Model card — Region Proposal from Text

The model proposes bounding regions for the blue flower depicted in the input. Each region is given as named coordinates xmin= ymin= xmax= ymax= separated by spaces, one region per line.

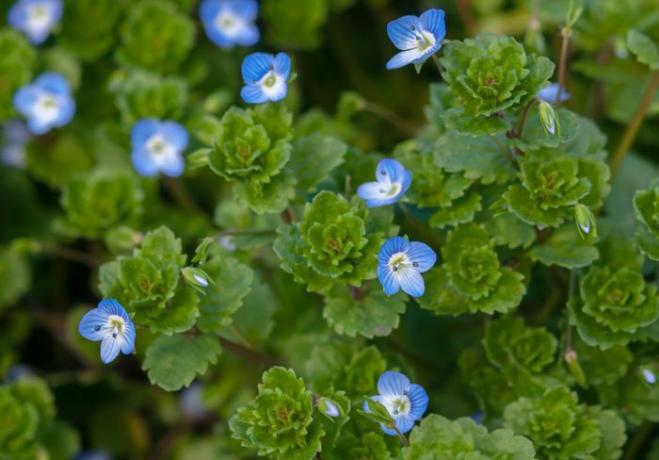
xmin=378 ymin=236 xmax=436 ymax=297
xmin=199 ymin=0 xmax=259 ymax=48
xmin=8 ymin=0 xmax=62 ymax=45
xmin=357 ymin=159 xmax=412 ymax=207
xmin=1 ymin=120 xmax=31 ymax=168
xmin=240 ymin=52 xmax=291 ymax=104
xmin=78 ymin=299 xmax=136 ymax=364
xmin=13 ymin=72 xmax=75 ymax=135
xmin=365 ymin=371 xmax=429 ymax=435
xmin=131 ymin=119 xmax=188 ymax=177
xmin=538 ymin=83 xmax=570 ymax=104
xmin=386 ymin=9 xmax=446 ymax=70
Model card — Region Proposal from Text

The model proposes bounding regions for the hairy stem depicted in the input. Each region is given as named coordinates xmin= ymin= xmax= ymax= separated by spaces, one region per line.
xmin=610 ymin=71 xmax=659 ymax=175
xmin=393 ymin=425 xmax=410 ymax=447
xmin=556 ymin=27 xmax=571 ymax=105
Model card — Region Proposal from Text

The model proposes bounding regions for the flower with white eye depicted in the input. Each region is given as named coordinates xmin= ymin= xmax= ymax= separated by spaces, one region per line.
xmin=78 ymin=299 xmax=136 ymax=364
xmin=13 ymin=72 xmax=75 ymax=135
xmin=538 ymin=83 xmax=570 ymax=104
xmin=364 ymin=371 xmax=429 ymax=435
xmin=357 ymin=159 xmax=412 ymax=208
xmin=199 ymin=0 xmax=259 ymax=49
xmin=386 ymin=9 xmax=446 ymax=70
xmin=131 ymin=119 xmax=189 ymax=177
xmin=8 ymin=0 xmax=63 ymax=45
xmin=240 ymin=52 xmax=292 ymax=104
xmin=378 ymin=236 xmax=436 ymax=297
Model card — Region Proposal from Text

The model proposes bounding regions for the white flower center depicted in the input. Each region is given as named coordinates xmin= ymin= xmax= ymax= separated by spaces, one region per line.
xmin=379 ymin=181 xmax=401 ymax=198
xmin=27 ymin=4 xmax=52 ymax=32
xmin=214 ymin=9 xmax=246 ymax=37
xmin=33 ymin=92 xmax=60 ymax=125
xmin=146 ymin=133 xmax=176 ymax=165
xmin=388 ymin=252 xmax=412 ymax=273
xmin=259 ymin=70 xmax=285 ymax=99
xmin=381 ymin=394 xmax=411 ymax=417
xmin=413 ymin=28 xmax=436 ymax=52
xmin=93 ymin=314 xmax=126 ymax=339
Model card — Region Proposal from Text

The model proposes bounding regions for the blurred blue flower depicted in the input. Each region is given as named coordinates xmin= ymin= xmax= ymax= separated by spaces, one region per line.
xmin=240 ymin=52 xmax=291 ymax=104
xmin=365 ymin=371 xmax=428 ymax=435
xmin=200 ymin=0 xmax=259 ymax=48
xmin=538 ymin=83 xmax=570 ymax=104
xmin=131 ymin=119 xmax=188 ymax=177
xmin=13 ymin=72 xmax=75 ymax=135
xmin=378 ymin=237 xmax=436 ymax=297
xmin=1 ymin=120 xmax=31 ymax=168
xmin=386 ymin=9 xmax=446 ymax=70
xmin=79 ymin=299 xmax=136 ymax=364
xmin=8 ymin=0 xmax=62 ymax=45
xmin=75 ymin=451 xmax=112 ymax=460
xmin=357 ymin=159 xmax=411 ymax=207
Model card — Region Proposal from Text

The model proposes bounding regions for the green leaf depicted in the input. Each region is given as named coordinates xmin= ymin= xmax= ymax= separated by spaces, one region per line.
xmin=627 ymin=30 xmax=659 ymax=70
xmin=288 ymin=134 xmax=347 ymax=193
xmin=323 ymin=286 xmax=407 ymax=338
xmin=39 ymin=420 xmax=81 ymax=460
xmin=442 ymin=107 xmax=509 ymax=137
xmin=484 ymin=212 xmax=536 ymax=249
xmin=143 ymin=334 xmax=222 ymax=391
xmin=530 ymin=224 xmax=599 ymax=268
xmin=0 ymin=245 xmax=30 ymax=311
xmin=0 ymin=30 xmax=36 ymax=121
xmin=428 ymin=192 xmax=482 ymax=229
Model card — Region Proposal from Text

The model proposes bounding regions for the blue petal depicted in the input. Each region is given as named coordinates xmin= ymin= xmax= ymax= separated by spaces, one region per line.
xmin=159 ymin=154 xmax=185 ymax=178
xmin=132 ymin=148 xmax=159 ymax=177
xmin=242 ymin=52 xmax=274 ymax=83
xmin=13 ymin=86 xmax=39 ymax=116
xmin=161 ymin=121 xmax=188 ymax=151
xmin=407 ymin=384 xmax=429 ymax=420
xmin=98 ymin=298 xmax=130 ymax=321
xmin=35 ymin=72 xmax=70 ymax=96
xmin=240 ymin=83 xmax=268 ymax=104
xmin=386 ymin=49 xmax=424 ymax=70
xmin=121 ymin=322 xmax=136 ymax=355
xmin=538 ymin=83 xmax=570 ymax=103
xmin=377 ymin=371 xmax=410 ymax=397
xmin=78 ymin=308 xmax=110 ymax=342
xmin=131 ymin=119 xmax=159 ymax=149
xmin=363 ymin=395 xmax=384 ymax=413
xmin=394 ymin=414 xmax=416 ymax=434
xmin=380 ymin=424 xmax=398 ymax=436
xmin=357 ymin=182 xmax=402 ymax=208
xmin=100 ymin=334 xmax=122 ymax=364
xmin=55 ymin=96 xmax=76 ymax=127
xmin=419 ymin=9 xmax=446 ymax=40
xmin=232 ymin=24 xmax=259 ymax=47
xmin=376 ymin=158 xmax=406 ymax=183
xmin=398 ymin=269 xmax=425 ymax=297
xmin=386 ymin=15 xmax=419 ymax=51
xmin=406 ymin=242 xmax=437 ymax=273
xmin=273 ymin=52 xmax=292 ymax=79
xmin=227 ymin=0 xmax=258 ymax=20
xmin=378 ymin=263 xmax=400 ymax=296
xmin=400 ymin=168 xmax=412 ymax=193
xmin=378 ymin=236 xmax=410 ymax=265
xmin=27 ymin=116 xmax=54 ymax=135
xmin=199 ymin=0 xmax=221 ymax=23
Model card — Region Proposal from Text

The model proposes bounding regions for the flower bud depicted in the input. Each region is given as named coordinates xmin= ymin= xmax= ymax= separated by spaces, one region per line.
xmin=538 ymin=100 xmax=560 ymax=135
xmin=318 ymin=397 xmax=340 ymax=418
xmin=565 ymin=350 xmax=587 ymax=388
xmin=181 ymin=267 xmax=211 ymax=292
xmin=574 ymin=204 xmax=597 ymax=239
xmin=565 ymin=0 xmax=583 ymax=28
xmin=639 ymin=365 xmax=657 ymax=385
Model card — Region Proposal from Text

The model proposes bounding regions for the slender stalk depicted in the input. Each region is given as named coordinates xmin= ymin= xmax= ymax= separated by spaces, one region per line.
xmin=431 ymin=54 xmax=443 ymax=77
xmin=489 ymin=135 xmax=515 ymax=164
xmin=163 ymin=177 xmax=203 ymax=214
xmin=556 ymin=27 xmax=571 ymax=105
xmin=456 ymin=0 xmax=476 ymax=37
xmin=516 ymin=98 xmax=538 ymax=137
xmin=217 ymin=228 xmax=276 ymax=237
xmin=363 ymin=102 xmax=418 ymax=136
xmin=393 ymin=426 xmax=410 ymax=447
xmin=610 ymin=71 xmax=659 ymax=175
xmin=219 ymin=337 xmax=277 ymax=367
xmin=39 ymin=244 xmax=99 ymax=267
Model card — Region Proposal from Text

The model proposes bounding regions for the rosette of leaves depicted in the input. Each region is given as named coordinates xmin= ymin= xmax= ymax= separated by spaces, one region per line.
xmin=229 ymin=367 xmax=324 ymax=459
xmin=0 ymin=377 xmax=79 ymax=459
xmin=504 ymin=150 xmax=609 ymax=228
xmin=503 ymin=386 xmax=626 ymax=460
xmin=440 ymin=33 xmax=553 ymax=118
xmin=418 ymin=223 xmax=525 ymax=315
xmin=109 ymin=69 xmax=188 ymax=124
xmin=0 ymin=30 xmax=36 ymax=121
xmin=274 ymin=191 xmax=389 ymax=294
xmin=117 ymin=0 xmax=195 ymax=73
xmin=56 ymin=171 xmax=144 ymax=239
xmin=633 ymin=180 xmax=659 ymax=260
xmin=58 ymin=0 xmax=126 ymax=61
xmin=207 ymin=104 xmax=296 ymax=213
xmin=99 ymin=226 xmax=199 ymax=333
xmin=402 ymin=414 xmax=536 ymax=460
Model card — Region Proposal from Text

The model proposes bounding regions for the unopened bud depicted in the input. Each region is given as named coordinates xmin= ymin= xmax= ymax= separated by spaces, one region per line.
xmin=318 ymin=397 xmax=340 ymax=418
xmin=565 ymin=0 xmax=583 ymax=28
xmin=574 ymin=204 xmax=597 ymax=239
xmin=538 ymin=100 xmax=560 ymax=136
xmin=565 ymin=350 xmax=587 ymax=388
xmin=181 ymin=267 xmax=212 ymax=292
xmin=641 ymin=367 xmax=657 ymax=385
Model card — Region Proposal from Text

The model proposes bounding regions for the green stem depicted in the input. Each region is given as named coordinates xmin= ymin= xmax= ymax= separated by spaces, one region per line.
xmin=163 ymin=177 xmax=203 ymax=214
xmin=622 ymin=422 xmax=652 ymax=460
xmin=38 ymin=244 xmax=99 ymax=267
xmin=556 ymin=27 xmax=571 ymax=105
xmin=516 ymin=98 xmax=538 ymax=138
xmin=363 ymin=101 xmax=418 ymax=136
xmin=431 ymin=54 xmax=443 ymax=77
xmin=218 ymin=228 xmax=276 ymax=237
xmin=610 ymin=71 xmax=659 ymax=175
xmin=393 ymin=426 xmax=410 ymax=447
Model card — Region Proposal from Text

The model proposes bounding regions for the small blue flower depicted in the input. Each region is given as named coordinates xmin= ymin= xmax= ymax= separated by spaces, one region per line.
xmin=240 ymin=52 xmax=291 ymax=104
xmin=365 ymin=371 xmax=429 ymax=435
xmin=378 ymin=236 xmax=436 ymax=297
xmin=357 ymin=159 xmax=412 ymax=207
xmin=78 ymin=299 xmax=136 ymax=364
xmin=1 ymin=120 xmax=31 ymax=168
xmin=13 ymin=72 xmax=75 ymax=135
xmin=131 ymin=119 xmax=188 ymax=177
xmin=386 ymin=9 xmax=446 ymax=70
xmin=8 ymin=0 xmax=63 ymax=45
xmin=538 ymin=83 xmax=570 ymax=104
xmin=199 ymin=0 xmax=259 ymax=48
